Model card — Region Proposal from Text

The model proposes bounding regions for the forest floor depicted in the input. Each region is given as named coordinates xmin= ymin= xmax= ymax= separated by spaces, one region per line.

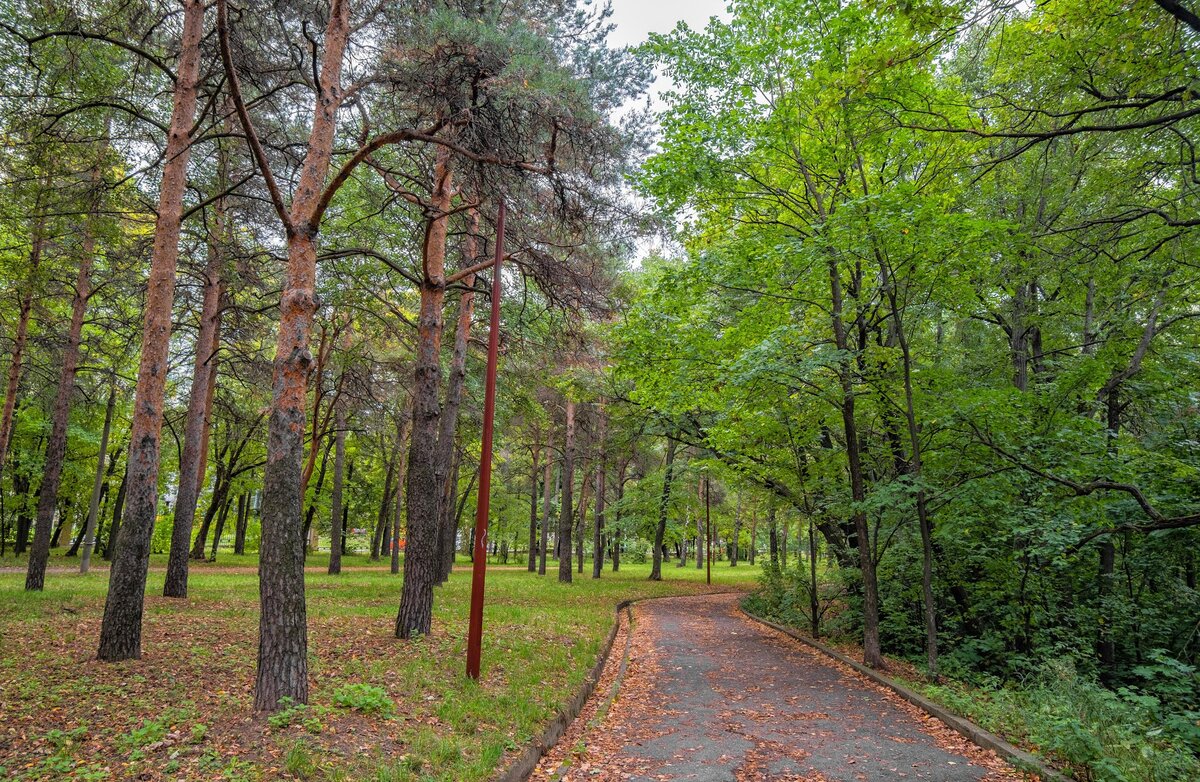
xmin=536 ymin=593 xmax=1031 ymax=782
xmin=0 ymin=551 xmax=756 ymax=781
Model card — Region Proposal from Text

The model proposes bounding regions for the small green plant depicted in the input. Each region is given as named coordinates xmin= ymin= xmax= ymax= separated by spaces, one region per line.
xmin=332 ymin=683 xmax=395 ymax=718
xmin=268 ymin=697 xmax=310 ymax=730
xmin=285 ymin=740 xmax=316 ymax=778
xmin=190 ymin=722 xmax=208 ymax=743
xmin=118 ymin=715 xmax=169 ymax=752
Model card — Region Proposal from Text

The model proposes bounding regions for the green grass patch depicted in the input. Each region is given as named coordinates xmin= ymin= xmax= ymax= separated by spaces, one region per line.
xmin=0 ymin=549 xmax=757 ymax=781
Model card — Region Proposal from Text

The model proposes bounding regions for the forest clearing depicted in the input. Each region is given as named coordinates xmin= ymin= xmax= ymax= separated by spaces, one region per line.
xmin=1 ymin=0 xmax=1199 ymax=780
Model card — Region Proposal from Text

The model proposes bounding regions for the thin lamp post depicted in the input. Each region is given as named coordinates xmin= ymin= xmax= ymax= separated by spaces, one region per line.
xmin=466 ymin=200 xmax=505 ymax=681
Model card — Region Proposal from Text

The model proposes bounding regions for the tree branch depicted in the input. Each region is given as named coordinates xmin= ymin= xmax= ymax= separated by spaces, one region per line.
xmin=216 ymin=0 xmax=292 ymax=230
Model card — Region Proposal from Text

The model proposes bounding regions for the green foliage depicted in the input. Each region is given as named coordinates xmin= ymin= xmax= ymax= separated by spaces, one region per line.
xmin=332 ymin=683 xmax=396 ymax=718
xmin=916 ymin=658 xmax=1200 ymax=782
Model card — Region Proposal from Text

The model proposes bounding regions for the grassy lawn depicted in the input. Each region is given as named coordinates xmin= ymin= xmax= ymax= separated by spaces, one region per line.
xmin=0 ymin=551 xmax=759 ymax=781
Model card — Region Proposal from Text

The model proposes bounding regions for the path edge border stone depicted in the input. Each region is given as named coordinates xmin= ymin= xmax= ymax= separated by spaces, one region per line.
xmin=740 ymin=606 xmax=1072 ymax=782
xmin=490 ymin=598 xmax=633 ymax=782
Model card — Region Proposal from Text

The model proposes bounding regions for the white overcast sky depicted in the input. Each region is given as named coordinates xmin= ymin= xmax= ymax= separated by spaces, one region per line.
xmin=605 ymin=0 xmax=730 ymax=50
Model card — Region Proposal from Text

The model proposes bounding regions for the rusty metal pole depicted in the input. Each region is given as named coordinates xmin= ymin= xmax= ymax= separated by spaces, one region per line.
xmin=466 ymin=201 xmax=505 ymax=681
xmin=705 ymin=475 xmax=711 ymax=586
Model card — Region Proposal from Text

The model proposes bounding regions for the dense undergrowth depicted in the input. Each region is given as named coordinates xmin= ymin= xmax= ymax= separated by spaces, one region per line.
xmin=745 ymin=562 xmax=1200 ymax=782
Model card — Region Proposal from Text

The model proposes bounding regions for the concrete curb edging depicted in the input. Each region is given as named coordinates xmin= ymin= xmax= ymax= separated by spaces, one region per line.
xmin=740 ymin=607 xmax=1072 ymax=782
xmin=490 ymin=598 xmax=634 ymax=782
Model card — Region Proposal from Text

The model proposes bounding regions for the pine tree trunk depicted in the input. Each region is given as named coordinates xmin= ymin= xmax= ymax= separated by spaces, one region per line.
xmin=397 ymin=146 xmax=453 ymax=636
xmin=164 ymin=151 xmax=227 ymax=596
xmin=434 ymin=214 xmax=476 ymax=583
xmin=26 ymin=208 xmax=96 ymax=590
xmin=98 ymin=0 xmax=205 ymax=661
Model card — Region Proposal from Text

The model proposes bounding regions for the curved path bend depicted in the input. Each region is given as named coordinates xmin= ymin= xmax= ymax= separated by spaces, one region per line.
xmin=537 ymin=593 xmax=1027 ymax=782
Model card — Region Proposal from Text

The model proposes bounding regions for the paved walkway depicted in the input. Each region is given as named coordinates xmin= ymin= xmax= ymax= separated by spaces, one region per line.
xmin=540 ymin=593 xmax=1024 ymax=782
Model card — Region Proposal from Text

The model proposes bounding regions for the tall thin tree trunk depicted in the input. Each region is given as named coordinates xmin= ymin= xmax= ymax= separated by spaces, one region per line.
xmin=392 ymin=398 xmax=413 ymax=576
xmin=328 ymin=406 xmax=346 ymax=575
xmin=98 ymin=0 xmax=205 ymax=661
xmin=233 ymin=493 xmax=248 ymax=555
xmin=557 ymin=400 xmax=577 ymax=583
xmin=826 ymin=252 xmax=884 ymax=669
xmin=592 ymin=406 xmax=606 ymax=579
xmin=372 ymin=441 xmax=397 ymax=561
xmin=539 ymin=432 xmax=553 ymax=575
xmin=730 ymin=493 xmax=742 ymax=567
xmin=434 ymin=213 xmax=477 ymax=583
xmin=0 ymin=208 xmax=46 ymax=494
xmin=80 ymin=383 xmax=117 ymax=573
xmin=528 ymin=448 xmax=539 ymax=572
xmin=748 ymin=506 xmax=757 ymax=566
xmin=397 ymin=146 xmax=453 ymax=636
xmin=592 ymin=459 xmax=604 ymax=579
xmin=649 ymin=437 xmax=677 ymax=581
xmin=209 ymin=494 xmax=232 ymax=561
xmin=612 ymin=465 xmax=625 ymax=572
xmin=769 ymin=504 xmax=778 ymax=565
xmin=103 ymin=464 xmax=128 ymax=561
xmin=809 ymin=516 xmax=819 ymax=637
xmin=886 ymin=283 xmax=939 ymax=679
xmin=26 ymin=177 xmax=100 ymax=591
xmin=165 ymin=143 xmax=228 ymax=597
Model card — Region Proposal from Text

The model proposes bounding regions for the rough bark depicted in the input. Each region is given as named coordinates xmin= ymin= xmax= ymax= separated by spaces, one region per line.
xmin=397 ymin=145 xmax=453 ymax=636
xmin=434 ymin=214 xmax=476 ymax=583
xmin=98 ymin=0 xmax=205 ymax=661
xmin=649 ymin=437 xmax=677 ymax=581
xmin=557 ymin=400 xmax=576 ymax=583
xmin=26 ymin=195 xmax=97 ymax=590
xmin=218 ymin=0 xmax=354 ymax=707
